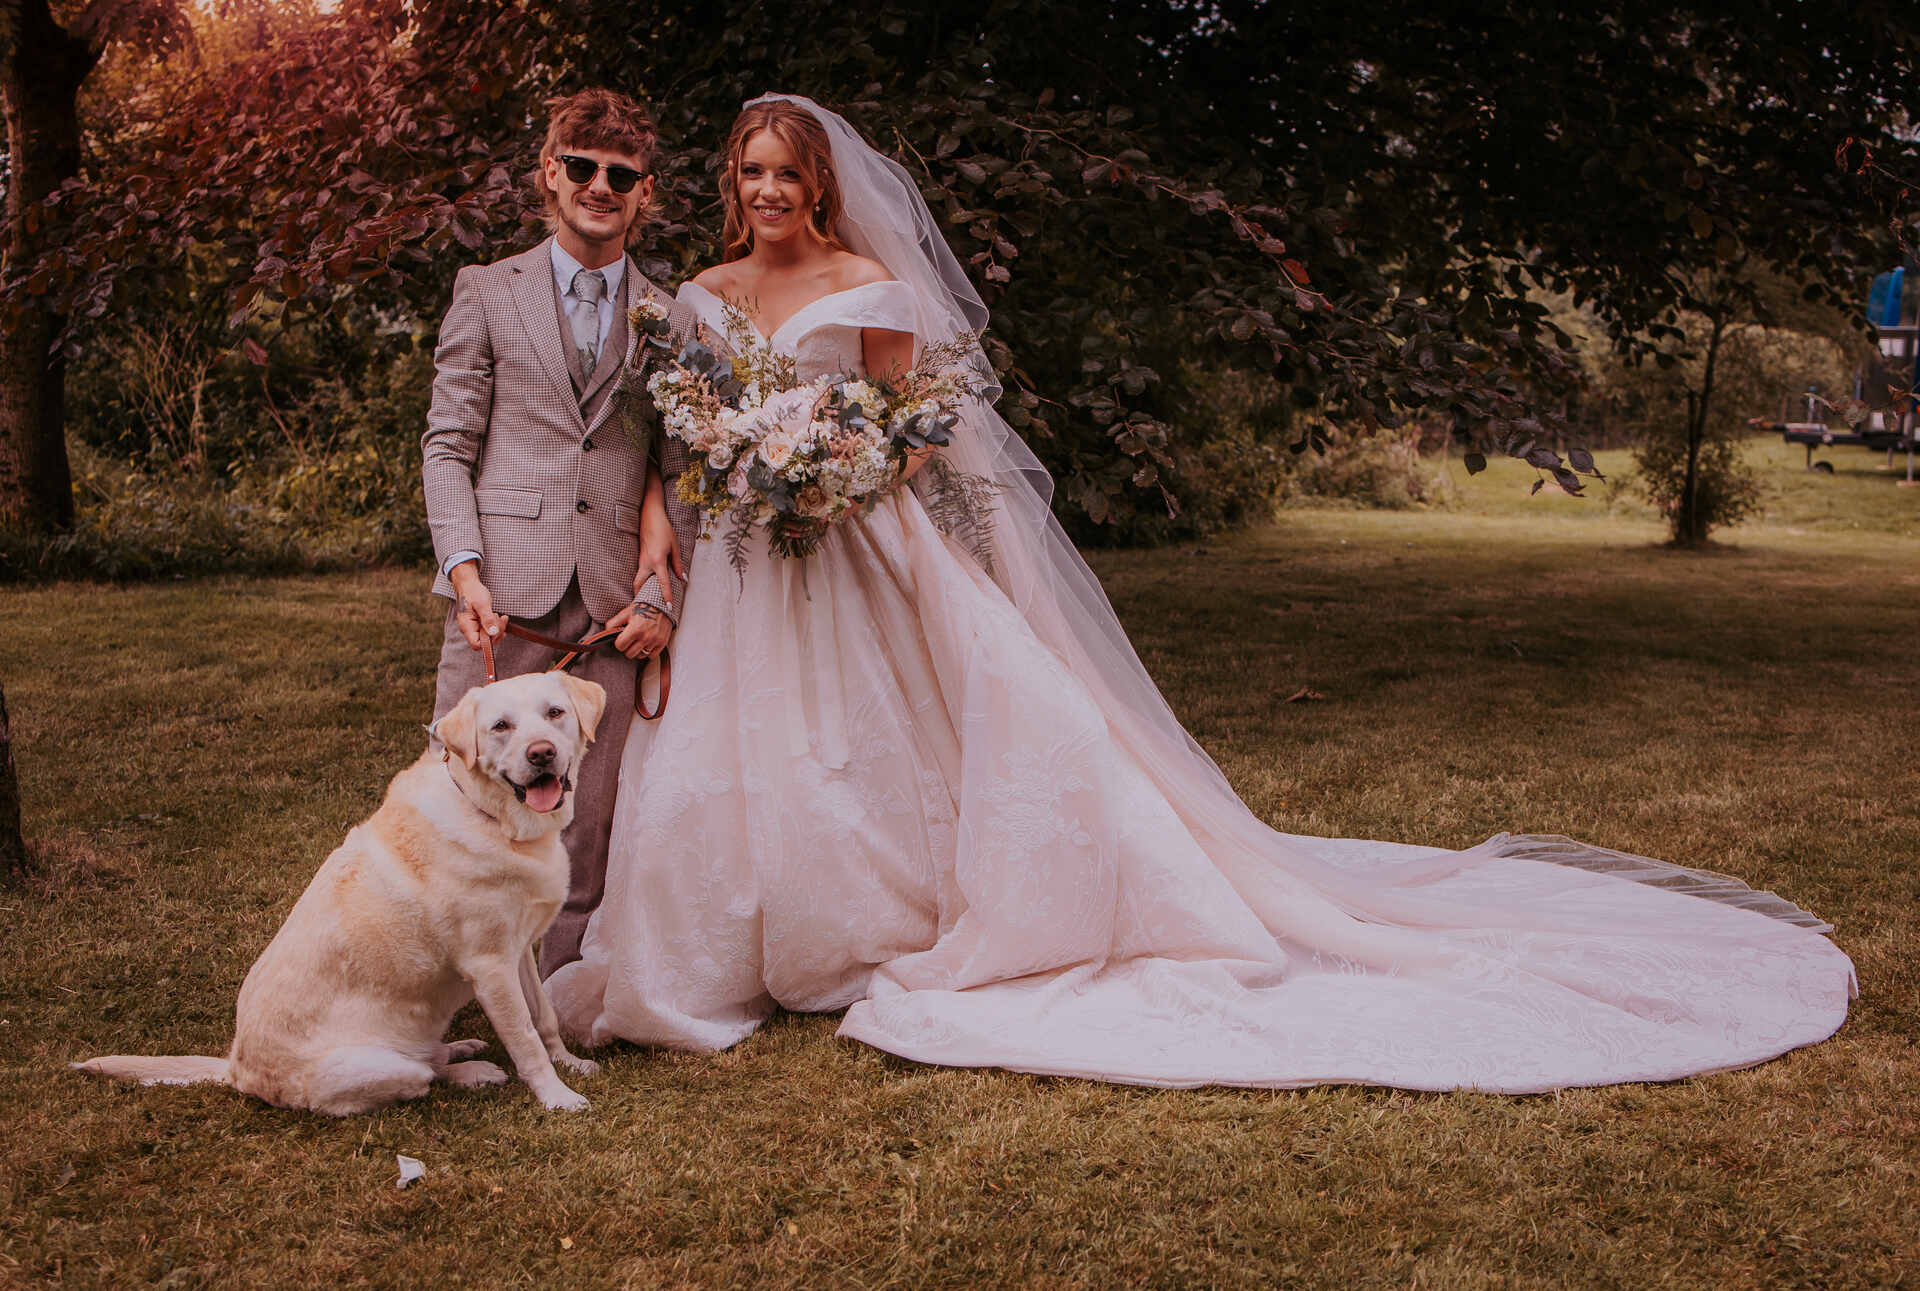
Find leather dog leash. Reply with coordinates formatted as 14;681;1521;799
478;622;671;720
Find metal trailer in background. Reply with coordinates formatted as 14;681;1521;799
1753;270;1918;484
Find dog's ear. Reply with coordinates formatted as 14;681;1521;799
559;673;608;745
431;690;481;769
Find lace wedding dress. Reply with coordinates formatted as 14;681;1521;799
544;275;1855;1092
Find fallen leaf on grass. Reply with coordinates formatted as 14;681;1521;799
559;1236;575;1251
1285;687;1326;703
395;1155;425;1189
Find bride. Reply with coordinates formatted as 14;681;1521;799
545;95;1855;1092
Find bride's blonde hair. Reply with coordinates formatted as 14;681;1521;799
720;100;850;261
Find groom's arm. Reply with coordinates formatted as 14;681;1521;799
630;447;691;625
423;266;493;592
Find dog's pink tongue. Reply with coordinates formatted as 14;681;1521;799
524;776;565;813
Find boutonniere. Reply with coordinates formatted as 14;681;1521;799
615;294;680;448
629;296;672;351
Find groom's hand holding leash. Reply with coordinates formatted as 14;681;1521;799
450;561;507;650
608;599;671;660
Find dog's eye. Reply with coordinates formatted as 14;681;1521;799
491;719;512;732
547;706;566;720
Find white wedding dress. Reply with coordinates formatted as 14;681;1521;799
544;278;1856;1092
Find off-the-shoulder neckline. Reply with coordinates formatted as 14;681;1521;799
678;279;911;348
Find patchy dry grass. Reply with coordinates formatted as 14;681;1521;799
3;457;1917;1288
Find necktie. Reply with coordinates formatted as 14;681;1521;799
568;268;606;376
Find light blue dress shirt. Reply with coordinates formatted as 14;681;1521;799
549;237;626;358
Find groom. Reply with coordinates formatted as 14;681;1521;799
422;89;698;976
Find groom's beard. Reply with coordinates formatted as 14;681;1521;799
558;197;638;261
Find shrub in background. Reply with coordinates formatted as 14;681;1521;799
4;336;433;583
1276;425;1455;511
1634;430;1764;541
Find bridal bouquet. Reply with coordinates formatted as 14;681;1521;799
644;298;997;569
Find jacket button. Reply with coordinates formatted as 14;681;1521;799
581;438;594;452
576;500;590;514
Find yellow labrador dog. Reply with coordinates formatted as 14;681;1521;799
78;671;606;1115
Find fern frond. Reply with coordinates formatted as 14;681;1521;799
918;455;1003;578
723;501;756;593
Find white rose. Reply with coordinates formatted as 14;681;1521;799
759;430;797;470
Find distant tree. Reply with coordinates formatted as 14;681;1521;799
0;0;189;535
1632;278;1768;546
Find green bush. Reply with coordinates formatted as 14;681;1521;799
2;343;435;584
0;446;308;582
258;345;435;566
1161;366;1295;533
1275;425;1456;510
1633;431;1765;543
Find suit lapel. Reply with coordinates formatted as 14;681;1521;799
552;267;591;394
509;238;587;432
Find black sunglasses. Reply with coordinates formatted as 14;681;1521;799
557;154;647;194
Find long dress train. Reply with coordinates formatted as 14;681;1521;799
545;280;1854;1093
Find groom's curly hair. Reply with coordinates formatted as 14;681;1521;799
532;89;662;244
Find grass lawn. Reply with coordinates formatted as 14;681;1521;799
3;435;1916;1288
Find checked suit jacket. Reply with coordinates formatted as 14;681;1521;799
422;237;701;625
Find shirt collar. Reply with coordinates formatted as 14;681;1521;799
549;237;626;300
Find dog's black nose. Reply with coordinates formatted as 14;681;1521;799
526;741;556;767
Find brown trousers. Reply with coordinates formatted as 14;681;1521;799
432;576;636;978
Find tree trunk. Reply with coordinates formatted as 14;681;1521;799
0;0;101;535
0;679;31;887
1675;308;1728;547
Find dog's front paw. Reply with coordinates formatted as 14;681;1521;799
445;1038;490;1060
536;1083;589;1112
556;1053;601;1077
444;1060;508;1087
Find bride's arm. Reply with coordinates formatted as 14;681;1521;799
862;325;937;484
895;446;938;485
862;325;913;383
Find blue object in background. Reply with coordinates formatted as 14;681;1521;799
1868;267;1906;326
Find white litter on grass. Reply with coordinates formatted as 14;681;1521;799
395;1155;426;1189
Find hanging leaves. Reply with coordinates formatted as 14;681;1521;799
4;0;1911;535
